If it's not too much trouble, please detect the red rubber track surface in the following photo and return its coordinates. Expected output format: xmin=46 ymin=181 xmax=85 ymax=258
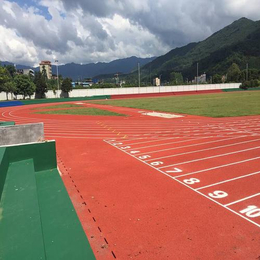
xmin=1 ymin=101 xmax=259 ymax=260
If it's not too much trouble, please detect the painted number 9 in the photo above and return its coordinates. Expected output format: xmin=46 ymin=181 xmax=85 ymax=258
xmin=208 ymin=190 xmax=228 ymax=199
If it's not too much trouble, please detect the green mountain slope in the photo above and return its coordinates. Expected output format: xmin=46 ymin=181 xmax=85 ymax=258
xmin=142 ymin=17 xmax=260 ymax=81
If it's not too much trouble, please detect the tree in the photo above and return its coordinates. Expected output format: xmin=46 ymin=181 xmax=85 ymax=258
xmin=2 ymin=81 xmax=17 ymax=100
xmin=14 ymin=75 xmax=36 ymax=99
xmin=41 ymin=65 xmax=48 ymax=80
xmin=61 ymin=77 xmax=72 ymax=97
xmin=170 ymin=72 xmax=183 ymax=85
xmin=34 ymin=71 xmax=47 ymax=98
xmin=5 ymin=65 xmax=16 ymax=78
xmin=212 ymin=74 xmax=222 ymax=83
xmin=227 ymin=63 xmax=241 ymax=82
xmin=0 ymin=66 xmax=11 ymax=92
xmin=47 ymin=78 xmax=58 ymax=95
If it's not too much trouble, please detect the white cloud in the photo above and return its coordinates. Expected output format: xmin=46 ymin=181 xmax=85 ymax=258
xmin=0 ymin=0 xmax=259 ymax=66
xmin=0 ymin=26 xmax=38 ymax=64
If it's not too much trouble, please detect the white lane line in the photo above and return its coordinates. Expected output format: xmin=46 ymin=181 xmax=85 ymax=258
xmin=175 ymin=156 xmax=260 ymax=178
xmin=195 ymin=171 xmax=260 ymax=191
xmin=225 ymin=193 xmax=260 ymax=207
xmin=119 ymin=136 xmax=182 ymax=146
xmin=146 ymin=138 xmax=260 ymax=161
xmin=137 ymin=136 xmax=247 ymax=155
xmin=126 ymin=137 xmax=200 ymax=150
xmin=104 ymin=140 xmax=260 ymax=228
xmin=159 ymin=146 xmax=260 ymax=169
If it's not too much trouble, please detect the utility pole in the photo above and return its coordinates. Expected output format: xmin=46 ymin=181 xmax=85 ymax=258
xmin=246 ymin=63 xmax=249 ymax=81
xmin=55 ymin=60 xmax=59 ymax=98
xmin=150 ymin=64 xmax=151 ymax=86
xmin=138 ymin=63 xmax=141 ymax=93
xmin=196 ymin=62 xmax=199 ymax=91
xmin=159 ymin=74 xmax=162 ymax=93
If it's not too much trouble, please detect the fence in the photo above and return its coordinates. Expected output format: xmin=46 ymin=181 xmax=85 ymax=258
xmin=0 ymin=83 xmax=241 ymax=101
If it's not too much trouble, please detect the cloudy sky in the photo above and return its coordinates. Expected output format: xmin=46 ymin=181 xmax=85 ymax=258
xmin=0 ymin=0 xmax=260 ymax=66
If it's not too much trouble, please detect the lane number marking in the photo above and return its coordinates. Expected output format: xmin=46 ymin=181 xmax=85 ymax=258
xmin=183 ymin=178 xmax=200 ymax=185
xmin=139 ymin=155 xmax=151 ymax=160
xmin=165 ymin=168 xmax=183 ymax=173
xmin=151 ymin=161 xmax=163 ymax=166
xmin=121 ymin=146 xmax=131 ymax=150
xmin=240 ymin=206 xmax=260 ymax=218
xmin=208 ymin=190 xmax=228 ymax=199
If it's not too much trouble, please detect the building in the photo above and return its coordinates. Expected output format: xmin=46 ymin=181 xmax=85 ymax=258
xmin=153 ymin=77 xmax=161 ymax=86
xmin=193 ymin=73 xmax=207 ymax=84
xmin=39 ymin=61 xmax=52 ymax=79
xmin=16 ymin=69 xmax=35 ymax=77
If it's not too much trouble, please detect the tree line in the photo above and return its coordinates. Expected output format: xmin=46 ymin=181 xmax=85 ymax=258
xmin=0 ymin=64 xmax=73 ymax=100
xmin=165 ymin=63 xmax=260 ymax=87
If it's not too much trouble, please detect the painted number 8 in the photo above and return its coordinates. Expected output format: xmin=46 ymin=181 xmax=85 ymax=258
xmin=183 ymin=178 xmax=200 ymax=185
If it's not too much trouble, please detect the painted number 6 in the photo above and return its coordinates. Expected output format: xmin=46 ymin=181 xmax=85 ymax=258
xmin=151 ymin=161 xmax=163 ymax=166
xmin=208 ymin=190 xmax=228 ymax=199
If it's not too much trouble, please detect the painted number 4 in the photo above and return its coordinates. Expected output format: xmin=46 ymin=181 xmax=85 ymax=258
xmin=240 ymin=205 xmax=260 ymax=218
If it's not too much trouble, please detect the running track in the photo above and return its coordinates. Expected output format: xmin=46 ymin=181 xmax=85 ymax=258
xmin=0 ymin=102 xmax=259 ymax=259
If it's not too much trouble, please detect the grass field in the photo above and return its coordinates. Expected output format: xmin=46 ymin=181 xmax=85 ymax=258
xmin=32 ymin=104 xmax=83 ymax=110
xmin=92 ymin=91 xmax=260 ymax=117
xmin=35 ymin=107 xmax=126 ymax=116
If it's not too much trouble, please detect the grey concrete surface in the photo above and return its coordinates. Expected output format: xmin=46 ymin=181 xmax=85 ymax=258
xmin=0 ymin=123 xmax=44 ymax=146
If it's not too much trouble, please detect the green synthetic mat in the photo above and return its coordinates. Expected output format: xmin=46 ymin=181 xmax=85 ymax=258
xmin=0 ymin=142 xmax=95 ymax=260
xmin=0 ymin=122 xmax=15 ymax=127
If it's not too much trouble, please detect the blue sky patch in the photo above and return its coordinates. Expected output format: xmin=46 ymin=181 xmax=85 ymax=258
xmin=8 ymin=0 xmax=52 ymax=20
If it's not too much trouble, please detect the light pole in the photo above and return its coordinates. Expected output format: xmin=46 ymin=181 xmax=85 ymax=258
xmin=196 ymin=62 xmax=199 ymax=91
xmin=246 ymin=63 xmax=249 ymax=81
xmin=159 ymin=74 xmax=162 ymax=93
xmin=138 ymin=62 xmax=141 ymax=93
xmin=55 ymin=60 xmax=59 ymax=98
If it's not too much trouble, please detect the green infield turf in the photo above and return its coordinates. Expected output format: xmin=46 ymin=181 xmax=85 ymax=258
xmin=35 ymin=107 xmax=126 ymax=116
xmin=91 ymin=91 xmax=260 ymax=117
xmin=32 ymin=104 xmax=83 ymax=110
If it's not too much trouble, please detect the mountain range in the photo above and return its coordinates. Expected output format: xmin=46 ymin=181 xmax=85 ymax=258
xmin=2 ymin=17 xmax=260 ymax=82
xmin=140 ymin=17 xmax=260 ymax=81
xmin=0 ymin=56 xmax=155 ymax=81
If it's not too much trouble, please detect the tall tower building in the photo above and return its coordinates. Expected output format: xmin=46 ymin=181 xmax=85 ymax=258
xmin=39 ymin=61 xmax=52 ymax=79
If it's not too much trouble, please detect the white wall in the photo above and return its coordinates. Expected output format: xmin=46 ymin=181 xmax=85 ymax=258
xmin=0 ymin=83 xmax=241 ymax=101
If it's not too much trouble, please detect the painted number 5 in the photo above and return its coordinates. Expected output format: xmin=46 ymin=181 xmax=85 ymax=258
xmin=208 ymin=190 xmax=228 ymax=199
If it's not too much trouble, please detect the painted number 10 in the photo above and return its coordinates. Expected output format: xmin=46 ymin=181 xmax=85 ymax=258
xmin=240 ymin=205 xmax=260 ymax=218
